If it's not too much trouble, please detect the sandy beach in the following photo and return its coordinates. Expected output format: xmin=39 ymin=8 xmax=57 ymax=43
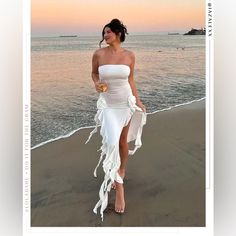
xmin=31 ymin=99 xmax=205 ymax=227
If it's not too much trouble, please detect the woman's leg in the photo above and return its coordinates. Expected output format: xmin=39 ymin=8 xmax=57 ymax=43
xmin=118 ymin=120 xmax=131 ymax=177
xmin=115 ymin=120 xmax=131 ymax=213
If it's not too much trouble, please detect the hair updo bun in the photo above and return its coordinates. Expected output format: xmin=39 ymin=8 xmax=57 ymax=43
xmin=99 ymin=18 xmax=128 ymax=47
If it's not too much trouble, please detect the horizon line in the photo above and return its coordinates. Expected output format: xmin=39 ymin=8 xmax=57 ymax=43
xmin=31 ymin=28 xmax=206 ymax=38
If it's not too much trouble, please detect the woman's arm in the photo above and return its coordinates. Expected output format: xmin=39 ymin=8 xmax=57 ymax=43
xmin=128 ymin=52 xmax=146 ymax=112
xmin=91 ymin=50 xmax=103 ymax=92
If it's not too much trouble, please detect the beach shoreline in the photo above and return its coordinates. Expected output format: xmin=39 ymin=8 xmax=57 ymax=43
xmin=31 ymin=99 xmax=205 ymax=227
xmin=31 ymin=97 xmax=205 ymax=150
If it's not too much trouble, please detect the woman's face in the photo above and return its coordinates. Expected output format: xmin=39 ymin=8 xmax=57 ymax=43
xmin=104 ymin=27 xmax=120 ymax=45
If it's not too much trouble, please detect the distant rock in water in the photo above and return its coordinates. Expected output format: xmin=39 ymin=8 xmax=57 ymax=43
xmin=184 ymin=28 xmax=205 ymax=35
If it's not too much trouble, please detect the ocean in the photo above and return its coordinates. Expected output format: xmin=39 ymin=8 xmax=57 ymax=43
xmin=31 ymin=34 xmax=205 ymax=148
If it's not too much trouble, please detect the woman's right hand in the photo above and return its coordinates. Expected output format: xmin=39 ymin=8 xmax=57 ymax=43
xmin=94 ymin=81 xmax=101 ymax=92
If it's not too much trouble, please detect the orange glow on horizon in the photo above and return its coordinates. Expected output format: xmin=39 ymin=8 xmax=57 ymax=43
xmin=32 ymin=0 xmax=205 ymax=35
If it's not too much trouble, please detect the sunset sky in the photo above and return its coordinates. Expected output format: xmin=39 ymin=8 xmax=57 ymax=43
xmin=31 ymin=0 xmax=205 ymax=37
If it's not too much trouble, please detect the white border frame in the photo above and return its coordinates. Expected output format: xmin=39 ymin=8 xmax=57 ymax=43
xmin=23 ymin=0 xmax=31 ymax=233
xmin=23 ymin=0 xmax=214 ymax=235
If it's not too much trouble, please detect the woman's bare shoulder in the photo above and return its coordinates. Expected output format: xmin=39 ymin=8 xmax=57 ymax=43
xmin=93 ymin=47 xmax=107 ymax=56
xmin=123 ymin=49 xmax=135 ymax=64
xmin=124 ymin=49 xmax=135 ymax=58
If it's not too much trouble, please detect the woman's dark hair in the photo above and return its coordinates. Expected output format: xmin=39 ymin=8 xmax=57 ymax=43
xmin=99 ymin=19 xmax=128 ymax=48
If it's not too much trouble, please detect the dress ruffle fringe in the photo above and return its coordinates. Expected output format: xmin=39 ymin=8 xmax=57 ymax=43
xmin=85 ymin=94 xmax=146 ymax=221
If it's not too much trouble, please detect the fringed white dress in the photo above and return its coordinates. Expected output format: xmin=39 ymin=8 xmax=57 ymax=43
xmin=85 ymin=64 xmax=147 ymax=221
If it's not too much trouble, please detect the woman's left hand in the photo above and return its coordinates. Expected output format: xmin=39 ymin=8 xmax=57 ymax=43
xmin=136 ymin=100 xmax=146 ymax=112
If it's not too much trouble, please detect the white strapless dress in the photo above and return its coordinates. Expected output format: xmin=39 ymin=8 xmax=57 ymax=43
xmin=85 ymin=64 xmax=147 ymax=221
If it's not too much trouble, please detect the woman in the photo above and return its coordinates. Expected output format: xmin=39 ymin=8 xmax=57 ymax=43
xmin=85 ymin=19 xmax=146 ymax=221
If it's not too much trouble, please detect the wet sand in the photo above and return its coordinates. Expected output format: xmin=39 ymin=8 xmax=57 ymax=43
xmin=31 ymin=100 xmax=205 ymax=227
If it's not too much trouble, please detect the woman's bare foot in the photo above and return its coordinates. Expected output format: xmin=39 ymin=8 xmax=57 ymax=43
xmin=114 ymin=169 xmax=126 ymax=213
xmin=115 ymin=181 xmax=125 ymax=213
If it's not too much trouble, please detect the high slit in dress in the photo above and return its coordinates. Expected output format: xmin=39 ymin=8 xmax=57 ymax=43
xmin=85 ymin=64 xmax=147 ymax=221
